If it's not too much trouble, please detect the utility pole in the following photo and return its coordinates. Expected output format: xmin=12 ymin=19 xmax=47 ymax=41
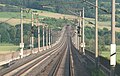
xmin=31 ymin=12 xmax=34 ymax=53
xmin=20 ymin=8 xmax=24 ymax=58
xmin=0 ymin=34 xmax=1 ymax=43
xmin=38 ymin=25 xmax=40 ymax=52
xmin=51 ymin=29 xmax=52 ymax=48
xmin=46 ymin=26 xmax=48 ymax=49
xmin=49 ymin=27 xmax=51 ymax=48
xmin=79 ymin=11 xmax=82 ymax=53
xmin=37 ymin=16 xmax=40 ymax=52
xmin=82 ymin=7 xmax=85 ymax=55
xmin=77 ymin=22 xmax=80 ymax=50
xmin=76 ymin=25 xmax=78 ymax=49
xmin=110 ymin=0 xmax=116 ymax=76
xmin=43 ymin=25 xmax=45 ymax=50
xmin=95 ymin=0 xmax=99 ymax=69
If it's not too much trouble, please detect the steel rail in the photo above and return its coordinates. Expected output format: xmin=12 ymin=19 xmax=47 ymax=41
xmin=3 ymin=37 xmax=66 ymax=76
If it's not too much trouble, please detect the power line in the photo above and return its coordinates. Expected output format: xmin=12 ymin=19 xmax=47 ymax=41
xmin=58 ymin=3 xmax=95 ymax=25
xmin=84 ymin=0 xmax=111 ymax=14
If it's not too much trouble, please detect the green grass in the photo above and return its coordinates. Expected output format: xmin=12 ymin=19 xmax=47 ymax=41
xmin=0 ymin=12 xmax=20 ymax=18
xmin=0 ymin=12 xmax=46 ymax=19
xmin=0 ymin=43 xmax=19 ymax=54
xmin=98 ymin=21 xmax=111 ymax=26
xmin=92 ymin=69 xmax=105 ymax=76
xmin=101 ymin=45 xmax=120 ymax=63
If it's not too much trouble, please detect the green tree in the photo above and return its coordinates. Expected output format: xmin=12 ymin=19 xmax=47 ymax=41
xmin=8 ymin=26 xmax=16 ymax=43
xmin=0 ymin=23 xmax=11 ymax=43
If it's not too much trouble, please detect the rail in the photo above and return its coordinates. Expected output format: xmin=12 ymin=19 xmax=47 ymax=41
xmin=0 ymin=26 xmax=66 ymax=66
xmin=0 ymin=26 xmax=67 ymax=76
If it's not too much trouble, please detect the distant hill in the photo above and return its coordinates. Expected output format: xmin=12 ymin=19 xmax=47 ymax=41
xmin=1 ymin=0 xmax=120 ymax=29
xmin=0 ymin=0 xmax=120 ymax=17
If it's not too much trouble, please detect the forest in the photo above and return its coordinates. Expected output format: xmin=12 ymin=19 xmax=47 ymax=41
xmin=0 ymin=0 xmax=118 ymax=17
xmin=0 ymin=18 xmax=69 ymax=49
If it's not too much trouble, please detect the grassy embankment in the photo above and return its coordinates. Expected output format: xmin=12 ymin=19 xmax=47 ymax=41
xmin=0 ymin=43 xmax=19 ymax=54
xmin=101 ymin=45 xmax=120 ymax=63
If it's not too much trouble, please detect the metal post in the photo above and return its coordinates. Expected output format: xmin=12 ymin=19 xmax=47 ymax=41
xmin=20 ymin=8 xmax=24 ymax=58
xmin=77 ymin=23 xmax=79 ymax=50
xmin=38 ymin=25 xmax=40 ymax=52
xmin=95 ymin=0 xmax=99 ymax=69
xmin=51 ymin=29 xmax=52 ymax=48
xmin=46 ymin=26 xmax=48 ymax=49
xmin=31 ymin=12 xmax=34 ymax=53
xmin=110 ymin=0 xmax=116 ymax=76
xmin=0 ymin=34 xmax=1 ymax=43
xmin=82 ymin=7 xmax=85 ymax=55
xmin=43 ymin=25 xmax=45 ymax=50
xmin=79 ymin=11 xmax=82 ymax=53
xmin=76 ymin=26 xmax=78 ymax=49
xmin=49 ymin=27 xmax=51 ymax=48
xmin=35 ymin=14 xmax=40 ymax=52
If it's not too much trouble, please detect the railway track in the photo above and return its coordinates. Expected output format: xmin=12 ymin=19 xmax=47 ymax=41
xmin=46 ymin=25 xmax=74 ymax=76
xmin=48 ymin=45 xmax=68 ymax=76
xmin=48 ymin=46 xmax=74 ymax=76
xmin=0 ymin=27 xmax=67 ymax=76
xmin=1 ymin=40 xmax=66 ymax=76
xmin=35 ymin=36 xmax=68 ymax=76
xmin=1 ymin=25 xmax=90 ymax=76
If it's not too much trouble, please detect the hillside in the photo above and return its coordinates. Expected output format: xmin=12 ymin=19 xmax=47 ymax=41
xmin=1 ymin=2 xmax=120 ymax=32
xmin=1 ymin=0 xmax=120 ymax=31
xmin=0 ymin=0 xmax=120 ymax=15
xmin=0 ymin=0 xmax=120 ymax=21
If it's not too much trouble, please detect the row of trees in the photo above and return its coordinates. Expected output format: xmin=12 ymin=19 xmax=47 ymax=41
xmin=85 ymin=26 xmax=120 ymax=52
xmin=0 ymin=0 xmax=45 ymax=10
xmin=0 ymin=0 xmax=114 ymax=16
xmin=1 ymin=0 xmax=120 ymax=19
xmin=0 ymin=23 xmax=36 ymax=46
xmin=0 ymin=18 xmax=70 ymax=48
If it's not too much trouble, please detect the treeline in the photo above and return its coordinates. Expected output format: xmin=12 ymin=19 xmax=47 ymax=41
xmin=0 ymin=18 xmax=70 ymax=48
xmin=0 ymin=23 xmax=37 ymax=47
xmin=85 ymin=26 xmax=120 ymax=51
xmin=0 ymin=0 xmax=43 ymax=10
xmin=0 ymin=0 xmax=115 ymax=16
xmin=0 ymin=0 xmax=56 ymax=11
xmin=1 ymin=0 xmax=120 ymax=18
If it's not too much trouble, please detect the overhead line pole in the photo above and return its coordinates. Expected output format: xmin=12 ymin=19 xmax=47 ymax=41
xmin=76 ymin=25 xmax=78 ymax=49
xmin=77 ymin=22 xmax=79 ymax=50
xmin=37 ymin=15 xmax=40 ymax=52
xmin=46 ymin=26 xmax=48 ymax=49
xmin=31 ymin=12 xmax=34 ymax=54
xmin=95 ymin=0 xmax=99 ymax=69
xmin=38 ymin=25 xmax=40 ymax=52
xmin=79 ymin=11 xmax=82 ymax=53
xmin=82 ymin=7 xmax=85 ymax=55
xmin=50 ymin=28 xmax=53 ymax=48
xmin=43 ymin=25 xmax=45 ymax=50
xmin=20 ymin=8 xmax=24 ymax=58
xmin=110 ymin=0 xmax=116 ymax=76
xmin=49 ymin=27 xmax=51 ymax=48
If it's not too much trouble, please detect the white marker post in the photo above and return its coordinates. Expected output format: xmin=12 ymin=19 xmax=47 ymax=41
xmin=110 ymin=44 xmax=116 ymax=76
xmin=110 ymin=0 xmax=116 ymax=76
xmin=110 ymin=44 xmax=116 ymax=66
